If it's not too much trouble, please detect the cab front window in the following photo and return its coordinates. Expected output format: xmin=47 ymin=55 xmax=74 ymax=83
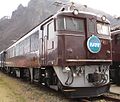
xmin=57 ymin=16 xmax=84 ymax=32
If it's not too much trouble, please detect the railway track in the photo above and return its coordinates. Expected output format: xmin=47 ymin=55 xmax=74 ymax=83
xmin=76 ymin=93 xmax=120 ymax=102
xmin=2 ymin=71 xmax=120 ymax=102
xmin=102 ymin=95 xmax=120 ymax=102
xmin=103 ymin=92 xmax=120 ymax=102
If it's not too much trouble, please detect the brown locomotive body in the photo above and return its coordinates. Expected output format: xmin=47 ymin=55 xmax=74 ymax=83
xmin=111 ymin=30 xmax=120 ymax=63
xmin=0 ymin=4 xmax=112 ymax=98
xmin=5 ymin=12 xmax=111 ymax=67
xmin=110 ymin=30 xmax=120 ymax=85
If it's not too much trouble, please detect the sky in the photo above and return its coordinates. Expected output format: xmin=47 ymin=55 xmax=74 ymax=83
xmin=0 ymin=0 xmax=120 ymax=19
xmin=0 ymin=0 xmax=30 ymax=19
xmin=72 ymin=0 xmax=120 ymax=17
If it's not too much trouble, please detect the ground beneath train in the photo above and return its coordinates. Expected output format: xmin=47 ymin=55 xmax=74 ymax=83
xmin=0 ymin=72 xmax=69 ymax=102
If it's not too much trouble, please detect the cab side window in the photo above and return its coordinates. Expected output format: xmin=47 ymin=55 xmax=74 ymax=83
xmin=48 ymin=21 xmax=54 ymax=40
xmin=30 ymin=31 xmax=39 ymax=52
xmin=24 ymin=37 xmax=30 ymax=54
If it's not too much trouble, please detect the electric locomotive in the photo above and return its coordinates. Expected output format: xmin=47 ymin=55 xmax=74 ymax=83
xmin=0 ymin=4 xmax=112 ymax=98
xmin=110 ymin=30 xmax=120 ymax=85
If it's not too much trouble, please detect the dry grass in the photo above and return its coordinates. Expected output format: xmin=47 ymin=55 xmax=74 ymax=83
xmin=0 ymin=72 xmax=70 ymax=102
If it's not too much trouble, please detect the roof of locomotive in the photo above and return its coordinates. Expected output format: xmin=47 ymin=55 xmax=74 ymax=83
xmin=111 ymin=29 xmax=120 ymax=36
xmin=5 ymin=9 xmax=110 ymax=52
xmin=54 ymin=10 xmax=110 ymax=24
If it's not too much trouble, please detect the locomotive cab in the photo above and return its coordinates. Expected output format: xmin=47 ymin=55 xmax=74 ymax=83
xmin=47 ymin=8 xmax=112 ymax=97
xmin=40 ymin=6 xmax=112 ymax=97
xmin=55 ymin=12 xmax=111 ymax=65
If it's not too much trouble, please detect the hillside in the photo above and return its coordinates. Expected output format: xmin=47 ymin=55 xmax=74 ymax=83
xmin=0 ymin=0 xmax=119 ymax=51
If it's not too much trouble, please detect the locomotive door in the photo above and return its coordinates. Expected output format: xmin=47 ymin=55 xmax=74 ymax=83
xmin=42 ymin=24 xmax=48 ymax=65
xmin=64 ymin=18 xmax=87 ymax=60
xmin=41 ymin=20 xmax=55 ymax=65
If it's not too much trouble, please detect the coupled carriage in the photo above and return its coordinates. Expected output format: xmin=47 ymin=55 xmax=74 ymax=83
xmin=0 ymin=4 xmax=112 ymax=98
xmin=110 ymin=30 xmax=120 ymax=85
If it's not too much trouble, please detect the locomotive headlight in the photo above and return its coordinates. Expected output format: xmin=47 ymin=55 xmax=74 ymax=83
xmin=73 ymin=9 xmax=79 ymax=15
xmin=101 ymin=15 xmax=106 ymax=21
xmin=63 ymin=67 xmax=70 ymax=73
xmin=73 ymin=73 xmax=77 ymax=77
